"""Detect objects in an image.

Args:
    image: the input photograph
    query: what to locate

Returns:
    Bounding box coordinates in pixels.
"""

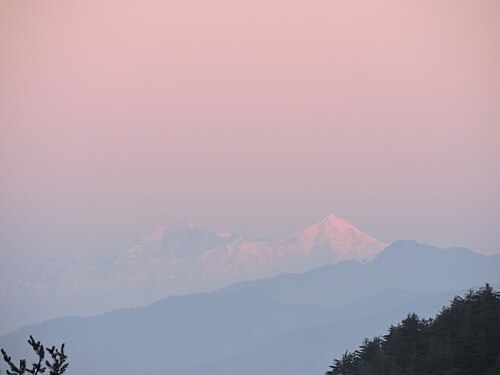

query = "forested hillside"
[326,284,500,375]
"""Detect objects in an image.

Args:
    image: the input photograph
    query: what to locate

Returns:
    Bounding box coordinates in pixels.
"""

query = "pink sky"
[1,0,499,259]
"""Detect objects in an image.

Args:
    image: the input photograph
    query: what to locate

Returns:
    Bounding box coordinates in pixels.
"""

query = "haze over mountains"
[1,241,498,375]
[118,213,386,288]
[0,214,386,334]
[1,213,498,375]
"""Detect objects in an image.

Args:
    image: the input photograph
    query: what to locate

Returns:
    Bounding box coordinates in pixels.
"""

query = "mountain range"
[1,241,499,375]
[0,214,387,334]
[115,213,386,293]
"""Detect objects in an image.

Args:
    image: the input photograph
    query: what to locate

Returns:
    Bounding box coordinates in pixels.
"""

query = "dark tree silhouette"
[44,345,68,375]
[1,336,68,375]
[326,284,500,375]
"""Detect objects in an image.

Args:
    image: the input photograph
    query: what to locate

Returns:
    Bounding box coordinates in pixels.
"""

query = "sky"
[1,0,499,262]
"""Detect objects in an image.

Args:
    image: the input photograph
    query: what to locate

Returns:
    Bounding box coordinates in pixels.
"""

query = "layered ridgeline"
[326,284,500,375]
[1,241,499,375]
[0,214,386,333]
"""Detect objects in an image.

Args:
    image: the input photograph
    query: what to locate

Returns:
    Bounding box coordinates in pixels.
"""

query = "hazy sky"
[1,0,499,261]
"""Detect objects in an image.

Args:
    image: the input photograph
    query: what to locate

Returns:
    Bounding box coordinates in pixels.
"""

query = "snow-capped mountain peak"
[288,214,387,262]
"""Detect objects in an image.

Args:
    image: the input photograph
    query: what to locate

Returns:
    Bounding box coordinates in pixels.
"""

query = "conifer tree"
[1,336,68,375]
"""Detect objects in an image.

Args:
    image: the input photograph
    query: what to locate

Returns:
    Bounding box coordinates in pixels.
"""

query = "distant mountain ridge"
[113,213,387,292]
[0,214,387,334]
[125,213,385,267]
[1,241,498,375]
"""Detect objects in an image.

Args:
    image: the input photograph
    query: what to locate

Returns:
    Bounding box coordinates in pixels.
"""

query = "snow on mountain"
[195,237,289,280]
[117,214,386,274]
[115,219,236,266]
[287,213,387,263]
[194,213,387,278]
[217,230,233,238]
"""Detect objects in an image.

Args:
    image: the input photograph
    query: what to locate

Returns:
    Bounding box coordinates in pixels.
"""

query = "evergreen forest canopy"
[326,284,500,375]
